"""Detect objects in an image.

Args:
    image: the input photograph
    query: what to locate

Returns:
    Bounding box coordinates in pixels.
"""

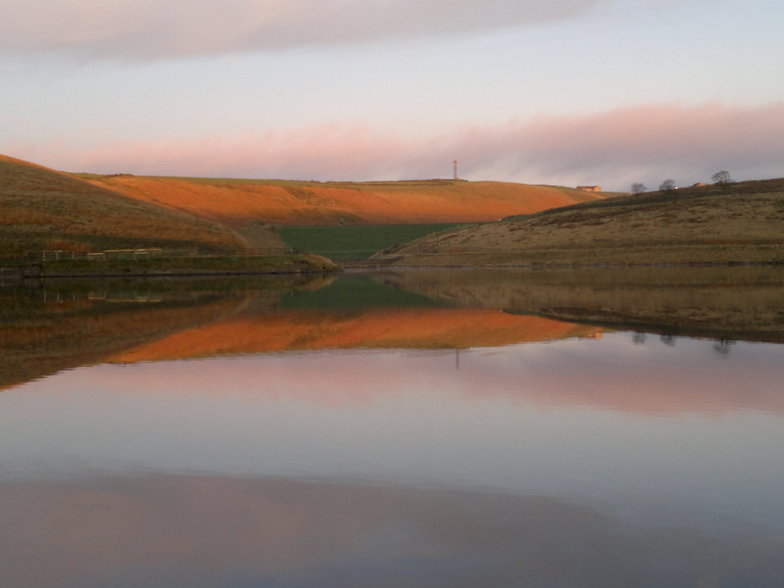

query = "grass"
[0,155,249,256]
[79,172,605,226]
[279,224,465,259]
[6,152,611,259]
[377,178,784,267]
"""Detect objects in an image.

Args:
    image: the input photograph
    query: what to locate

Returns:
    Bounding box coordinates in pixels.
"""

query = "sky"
[1,0,783,190]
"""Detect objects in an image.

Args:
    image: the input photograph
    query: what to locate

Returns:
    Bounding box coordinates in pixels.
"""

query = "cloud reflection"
[91,335,784,416]
[0,473,780,587]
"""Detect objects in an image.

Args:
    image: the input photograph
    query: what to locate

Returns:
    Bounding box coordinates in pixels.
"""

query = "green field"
[279,224,466,260]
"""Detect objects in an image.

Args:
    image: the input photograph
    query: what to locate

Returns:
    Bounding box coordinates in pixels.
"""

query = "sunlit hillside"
[0,154,250,255]
[373,179,784,266]
[81,174,605,226]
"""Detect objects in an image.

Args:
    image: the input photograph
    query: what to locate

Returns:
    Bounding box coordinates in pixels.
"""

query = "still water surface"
[1,270,783,587]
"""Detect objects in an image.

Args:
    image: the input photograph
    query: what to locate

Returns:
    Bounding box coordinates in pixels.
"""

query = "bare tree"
[631,182,646,194]
[711,170,732,185]
[659,179,676,193]
[711,170,733,192]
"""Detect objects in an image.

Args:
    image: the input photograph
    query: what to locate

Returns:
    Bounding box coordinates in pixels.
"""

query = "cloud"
[0,0,607,59]
[13,101,781,191]
[452,101,784,189]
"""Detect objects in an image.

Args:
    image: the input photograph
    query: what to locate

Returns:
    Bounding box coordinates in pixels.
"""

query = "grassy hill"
[80,174,605,226]
[0,154,251,256]
[373,178,784,266]
[2,153,609,258]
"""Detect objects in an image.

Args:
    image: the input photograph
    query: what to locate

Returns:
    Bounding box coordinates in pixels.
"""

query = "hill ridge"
[81,173,606,227]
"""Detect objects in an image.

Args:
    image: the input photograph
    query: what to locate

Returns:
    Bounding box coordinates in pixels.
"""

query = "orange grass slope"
[110,307,602,363]
[0,154,249,255]
[83,175,606,226]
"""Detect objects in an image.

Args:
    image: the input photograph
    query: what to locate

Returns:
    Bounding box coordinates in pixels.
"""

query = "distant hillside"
[81,174,605,226]
[373,178,784,266]
[0,154,249,255]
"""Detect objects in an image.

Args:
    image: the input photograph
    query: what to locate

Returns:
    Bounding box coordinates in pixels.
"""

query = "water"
[1,269,783,587]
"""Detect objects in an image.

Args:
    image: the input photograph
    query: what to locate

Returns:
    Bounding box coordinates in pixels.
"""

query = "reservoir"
[1,269,783,587]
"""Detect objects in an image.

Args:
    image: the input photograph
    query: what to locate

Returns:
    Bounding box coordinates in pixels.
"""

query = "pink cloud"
[6,102,784,190]
[0,0,605,59]
[36,341,784,417]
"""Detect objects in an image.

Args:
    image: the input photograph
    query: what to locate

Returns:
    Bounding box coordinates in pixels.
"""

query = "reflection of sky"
[2,333,783,531]
[2,474,781,588]
[2,332,784,586]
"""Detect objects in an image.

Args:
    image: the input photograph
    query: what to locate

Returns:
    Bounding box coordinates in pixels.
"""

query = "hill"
[372,178,784,266]
[80,174,605,227]
[2,152,608,257]
[0,154,250,256]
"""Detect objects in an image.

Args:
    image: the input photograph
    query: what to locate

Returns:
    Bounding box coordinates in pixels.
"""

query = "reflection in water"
[1,335,784,587]
[381,265,784,343]
[109,307,599,362]
[0,274,330,389]
[1,270,784,586]
[1,474,782,588]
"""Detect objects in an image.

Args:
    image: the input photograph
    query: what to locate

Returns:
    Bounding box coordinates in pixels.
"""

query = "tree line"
[630,171,733,194]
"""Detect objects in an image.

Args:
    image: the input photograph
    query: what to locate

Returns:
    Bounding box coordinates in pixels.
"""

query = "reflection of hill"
[380,267,784,343]
[0,275,329,389]
[0,295,242,390]
[110,308,600,363]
